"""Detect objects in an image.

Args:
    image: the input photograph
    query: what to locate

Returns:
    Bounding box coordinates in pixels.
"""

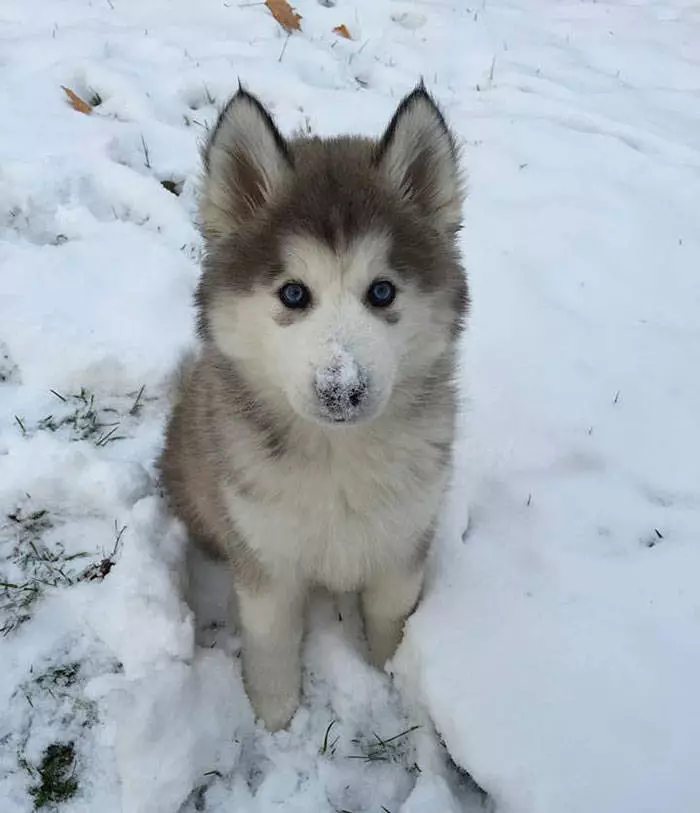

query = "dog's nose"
[315,366,369,421]
[316,378,368,415]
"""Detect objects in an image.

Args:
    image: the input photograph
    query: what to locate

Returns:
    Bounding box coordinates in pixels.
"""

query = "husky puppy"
[159,83,468,731]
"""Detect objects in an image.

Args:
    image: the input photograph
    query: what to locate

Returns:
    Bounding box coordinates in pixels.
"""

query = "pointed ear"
[375,84,464,233]
[199,89,293,238]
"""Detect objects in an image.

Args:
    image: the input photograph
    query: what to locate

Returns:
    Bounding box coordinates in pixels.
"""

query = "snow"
[1,0,699,812]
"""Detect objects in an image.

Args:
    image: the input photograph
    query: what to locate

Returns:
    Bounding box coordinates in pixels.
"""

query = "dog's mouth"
[329,414,362,426]
[314,409,369,427]
[307,399,381,428]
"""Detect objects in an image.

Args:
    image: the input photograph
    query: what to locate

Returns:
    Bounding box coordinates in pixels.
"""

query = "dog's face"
[196,85,467,427]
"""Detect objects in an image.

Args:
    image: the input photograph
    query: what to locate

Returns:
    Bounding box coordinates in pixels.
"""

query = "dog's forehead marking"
[282,232,391,288]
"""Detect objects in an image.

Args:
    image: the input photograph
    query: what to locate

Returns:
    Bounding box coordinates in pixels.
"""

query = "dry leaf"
[333,24,352,40]
[61,86,92,115]
[265,0,302,33]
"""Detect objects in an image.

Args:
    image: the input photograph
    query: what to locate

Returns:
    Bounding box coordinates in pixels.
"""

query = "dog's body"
[159,84,468,730]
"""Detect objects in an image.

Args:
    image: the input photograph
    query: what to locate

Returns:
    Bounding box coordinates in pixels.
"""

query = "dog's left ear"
[376,84,464,233]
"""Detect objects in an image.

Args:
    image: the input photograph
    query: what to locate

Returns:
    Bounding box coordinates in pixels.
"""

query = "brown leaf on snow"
[61,86,92,115]
[265,0,302,33]
[333,24,352,40]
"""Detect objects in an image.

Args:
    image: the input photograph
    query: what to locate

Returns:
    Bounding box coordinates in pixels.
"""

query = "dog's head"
[196,84,468,427]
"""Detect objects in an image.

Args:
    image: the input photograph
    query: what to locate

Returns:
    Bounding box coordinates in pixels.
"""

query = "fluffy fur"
[159,83,468,731]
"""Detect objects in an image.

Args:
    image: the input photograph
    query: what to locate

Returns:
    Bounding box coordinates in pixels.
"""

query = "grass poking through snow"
[11,655,115,811]
[1,506,76,635]
[15,385,149,446]
[347,724,422,764]
[28,742,78,809]
[36,387,124,445]
[320,719,339,756]
[0,504,127,635]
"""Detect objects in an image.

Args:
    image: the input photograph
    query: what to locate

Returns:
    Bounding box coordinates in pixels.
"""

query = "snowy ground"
[2,0,700,811]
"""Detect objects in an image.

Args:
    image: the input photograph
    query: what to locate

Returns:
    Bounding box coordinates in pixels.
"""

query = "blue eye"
[279,282,311,309]
[367,280,396,308]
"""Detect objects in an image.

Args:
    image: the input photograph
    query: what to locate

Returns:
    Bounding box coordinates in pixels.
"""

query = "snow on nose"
[314,348,369,421]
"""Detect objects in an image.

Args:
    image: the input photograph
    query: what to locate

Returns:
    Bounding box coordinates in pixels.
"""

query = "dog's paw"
[365,622,403,670]
[250,688,300,732]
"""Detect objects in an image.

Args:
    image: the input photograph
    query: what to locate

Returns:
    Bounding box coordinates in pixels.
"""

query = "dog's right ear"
[199,89,293,238]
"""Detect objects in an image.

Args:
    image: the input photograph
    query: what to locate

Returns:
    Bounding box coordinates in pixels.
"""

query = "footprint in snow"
[391,11,428,31]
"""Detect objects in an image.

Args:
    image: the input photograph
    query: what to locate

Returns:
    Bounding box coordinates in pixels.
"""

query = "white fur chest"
[224,421,449,590]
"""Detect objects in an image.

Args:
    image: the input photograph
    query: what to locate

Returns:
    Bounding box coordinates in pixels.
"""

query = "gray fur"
[158,83,468,730]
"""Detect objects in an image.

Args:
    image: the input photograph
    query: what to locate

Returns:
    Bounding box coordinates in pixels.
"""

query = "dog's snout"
[314,360,369,422]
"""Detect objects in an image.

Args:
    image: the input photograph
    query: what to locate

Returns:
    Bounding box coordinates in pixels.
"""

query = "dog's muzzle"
[314,359,370,423]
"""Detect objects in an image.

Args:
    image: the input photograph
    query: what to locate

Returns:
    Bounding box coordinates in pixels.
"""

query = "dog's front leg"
[362,566,424,669]
[236,579,305,731]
